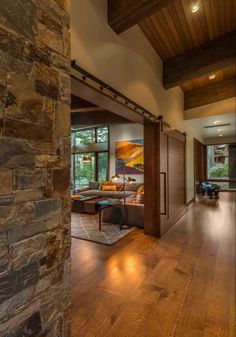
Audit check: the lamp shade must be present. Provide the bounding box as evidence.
[82,155,92,163]
[111,174,120,181]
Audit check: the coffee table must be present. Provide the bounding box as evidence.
[71,195,100,213]
[98,199,123,231]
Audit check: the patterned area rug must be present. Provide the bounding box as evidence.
[71,213,135,245]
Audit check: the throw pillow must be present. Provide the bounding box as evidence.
[136,185,144,195]
[102,185,117,191]
[89,181,101,190]
[135,192,144,204]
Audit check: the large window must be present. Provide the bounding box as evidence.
[71,126,109,188]
[207,144,229,179]
[207,144,236,190]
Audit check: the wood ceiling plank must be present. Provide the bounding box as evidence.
[151,14,176,59]
[108,0,176,34]
[163,31,236,89]
[184,77,236,110]
[181,64,236,92]
[140,19,168,59]
[171,0,194,51]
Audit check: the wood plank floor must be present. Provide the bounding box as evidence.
[71,193,236,337]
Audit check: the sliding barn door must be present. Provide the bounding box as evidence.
[144,121,187,237]
[160,123,187,236]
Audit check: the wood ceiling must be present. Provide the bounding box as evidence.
[108,0,236,111]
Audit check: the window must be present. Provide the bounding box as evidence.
[74,153,95,187]
[74,128,95,145]
[98,152,108,181]
[207,144,229,179]
[97,126,108,143]
[207,144,236,191]
[71,126,109,188]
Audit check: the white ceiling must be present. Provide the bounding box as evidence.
[184,112,236,139]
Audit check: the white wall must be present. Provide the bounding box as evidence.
[109,124,144,183]
[71,0,185,131]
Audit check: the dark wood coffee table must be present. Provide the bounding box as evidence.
[71,195,100,213]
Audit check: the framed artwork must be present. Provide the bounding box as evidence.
[115,139,144,175]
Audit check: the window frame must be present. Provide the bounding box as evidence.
[206,142,236,191]
[71,126,110,188]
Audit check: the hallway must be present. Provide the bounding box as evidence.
[71,193,235,337]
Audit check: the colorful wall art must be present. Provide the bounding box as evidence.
[115,139,144,174]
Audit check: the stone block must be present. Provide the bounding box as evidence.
[0,137,35,168]
[39,10,63,35]
[14,188,43,203]
[11,202,35,227]
[38,23,63,55]
[0,50,32,76]
[59,72,71,105]
[5,119,53,142]
[0,262,39,304]
[51,52,70,72]
[34,199,61,221]
[0,169,12,195]
[34,142,57,156]
[55,103,71,137]
[7,215,61,244]
[0,232,8,276]
[0,0,37,41]
[4,311,42,337]
[0,27,24,61]
[0,195,14,206]
[13,168,42,190]
[37,0,70,27]
[9,234,47,270]
[62,197,71,225]
[35,79,59,101]
[53,167,70,197]
[35,155,60,168]
[32,63,59,88]
[5,73,44,123]
[25,41,51,67]
[47,228,63,268]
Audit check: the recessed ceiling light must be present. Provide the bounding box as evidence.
[213,121,221,124]
[217,129,223,132]
[208,73,216,80]
[191,3,200,13]
[219,134,223,137]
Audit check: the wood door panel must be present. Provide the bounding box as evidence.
[168,137,185,215]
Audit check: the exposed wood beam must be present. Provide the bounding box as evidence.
[163,31,236,89]
[71,110,132,126]
[108,0,175,34]
[184,78,236,110]
[71,107,104,113]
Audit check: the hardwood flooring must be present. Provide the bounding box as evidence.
[71,193,236,337]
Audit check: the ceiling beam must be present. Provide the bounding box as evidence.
[184,78,236,111]
[108,0,175,34]
[163,31,236,89]
[71,110,132,126]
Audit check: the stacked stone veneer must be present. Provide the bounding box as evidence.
[0,0,71,336]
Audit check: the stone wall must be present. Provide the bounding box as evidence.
[0,1,71,336]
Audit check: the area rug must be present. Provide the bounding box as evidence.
[71,213,135,245]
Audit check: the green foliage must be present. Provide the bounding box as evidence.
[209,164,229,178]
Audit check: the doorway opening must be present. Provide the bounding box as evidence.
[70,68,146,245]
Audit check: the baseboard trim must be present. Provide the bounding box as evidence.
[186,198,195,207]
